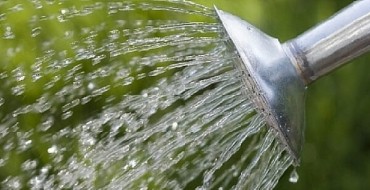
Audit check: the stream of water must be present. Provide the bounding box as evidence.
[0,0,293,189]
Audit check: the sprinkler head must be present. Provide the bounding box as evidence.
[215,0,370,164]
[215,7,306,164]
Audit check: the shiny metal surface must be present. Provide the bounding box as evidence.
[215,0,370,165]
[215,8,306,164]
[285,0,370,84]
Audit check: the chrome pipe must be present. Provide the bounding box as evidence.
[285,0,370,85]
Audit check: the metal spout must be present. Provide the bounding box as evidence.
[215,0,370,165]
[215,8,306,164]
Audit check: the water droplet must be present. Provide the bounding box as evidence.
[289,168,299,183]
[0,97,4,107]
[33,1,43,9]
[83,137,96,146]
[123,77,134,86]
[109,29,120,40]
[11,84,25,96]
[0,158,5,167]
[40,166,49,173]
[21,160,37,171]
[34,96,51,113]
[10,4,24,12]
[64,30,73,38]
[31,27,42,37]
[4,176,22,189]
[20,140,32,151]
[40,117,54,131]
[87,82,95,90]
[12,67,25,81]
[29,176,43,189]
[57,15,66,22]
[171,122,178,130]
[128,160,137,168]
[61,111,73,120]
[81,95,92,104]
[60,9,68,14]
[47,145,58,154]
[0,13,6,21]
[0,72,7,79]
[3,26,15,39]
[32,73,42,81]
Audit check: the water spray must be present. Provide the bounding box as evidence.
[216,0,370,164]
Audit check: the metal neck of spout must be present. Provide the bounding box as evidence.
[284,0,370,85]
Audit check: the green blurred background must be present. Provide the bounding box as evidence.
[196,0,370,189]
[1,0,370,189]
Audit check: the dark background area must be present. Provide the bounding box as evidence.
[195,0,370,189]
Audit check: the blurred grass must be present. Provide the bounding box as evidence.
[1,0,370,189]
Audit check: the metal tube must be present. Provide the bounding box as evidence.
[285,0,370,85]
